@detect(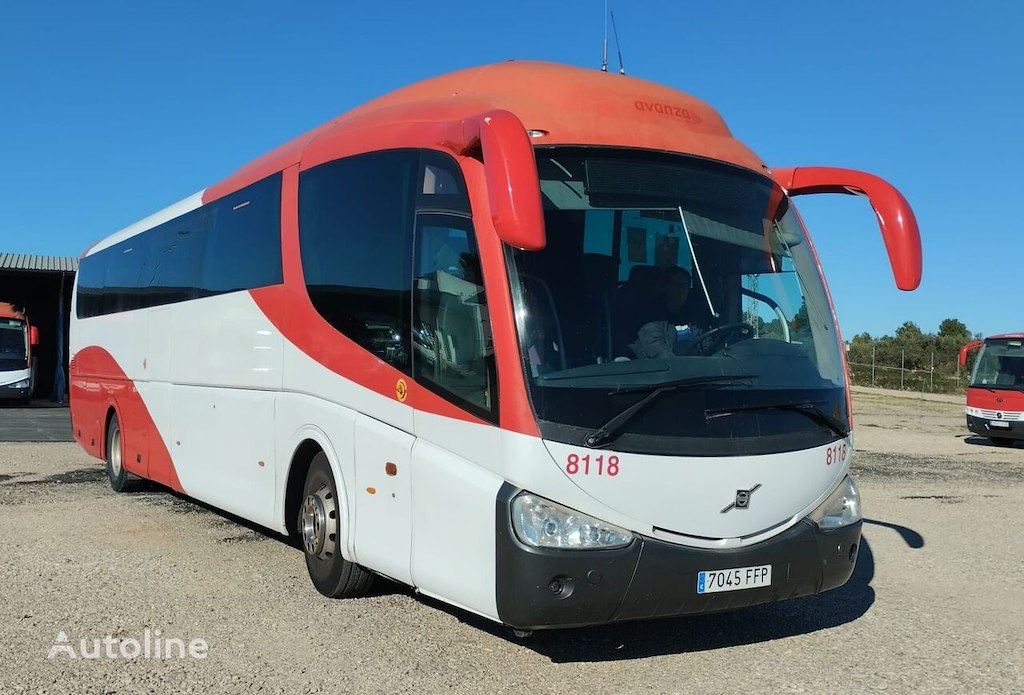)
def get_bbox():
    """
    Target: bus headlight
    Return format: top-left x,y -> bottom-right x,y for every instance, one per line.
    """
809,476 -> 861,530
6,379 -> 30,389
510,492 -> 633,550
